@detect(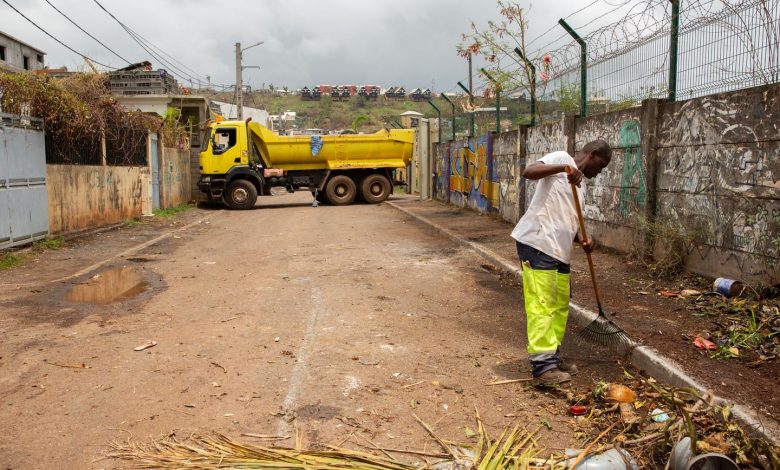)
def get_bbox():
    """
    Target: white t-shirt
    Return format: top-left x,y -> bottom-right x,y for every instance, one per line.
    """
510,151 -> 583,264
